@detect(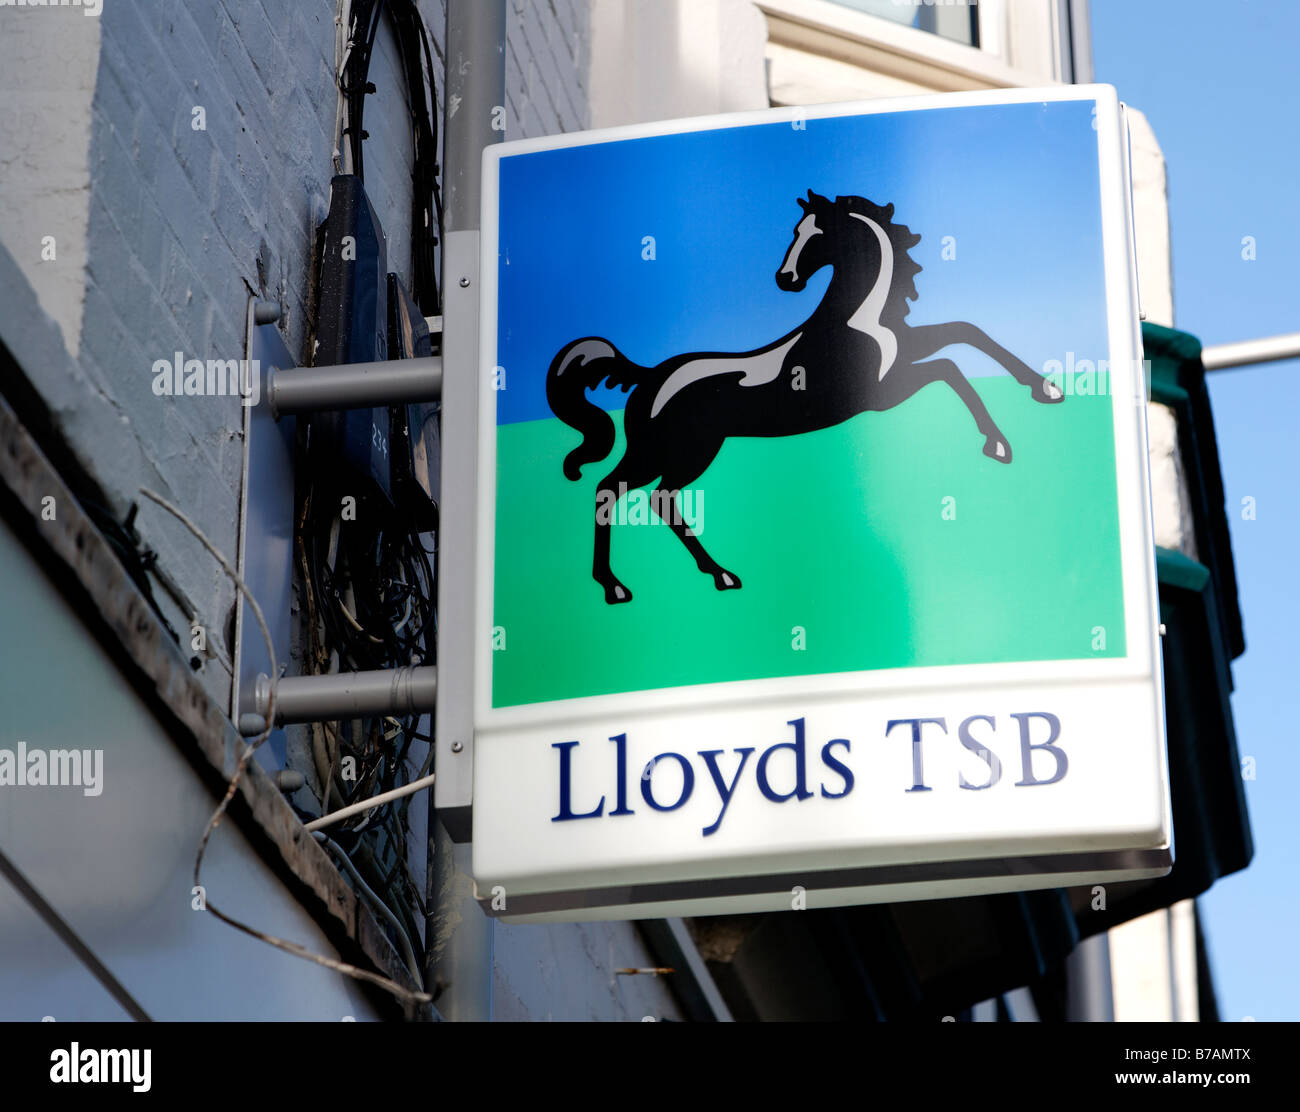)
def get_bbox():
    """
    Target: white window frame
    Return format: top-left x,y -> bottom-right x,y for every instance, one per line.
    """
809,0 -> 992,53
756,0 -> 1079,94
